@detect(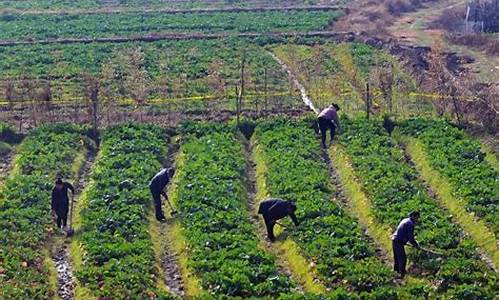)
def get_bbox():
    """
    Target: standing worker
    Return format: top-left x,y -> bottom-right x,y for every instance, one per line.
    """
51,178 -> 75,231
149,167 -> 175,221
258,198 -> 299,242
317,103 -> 341,148
392,211 -> 421,278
